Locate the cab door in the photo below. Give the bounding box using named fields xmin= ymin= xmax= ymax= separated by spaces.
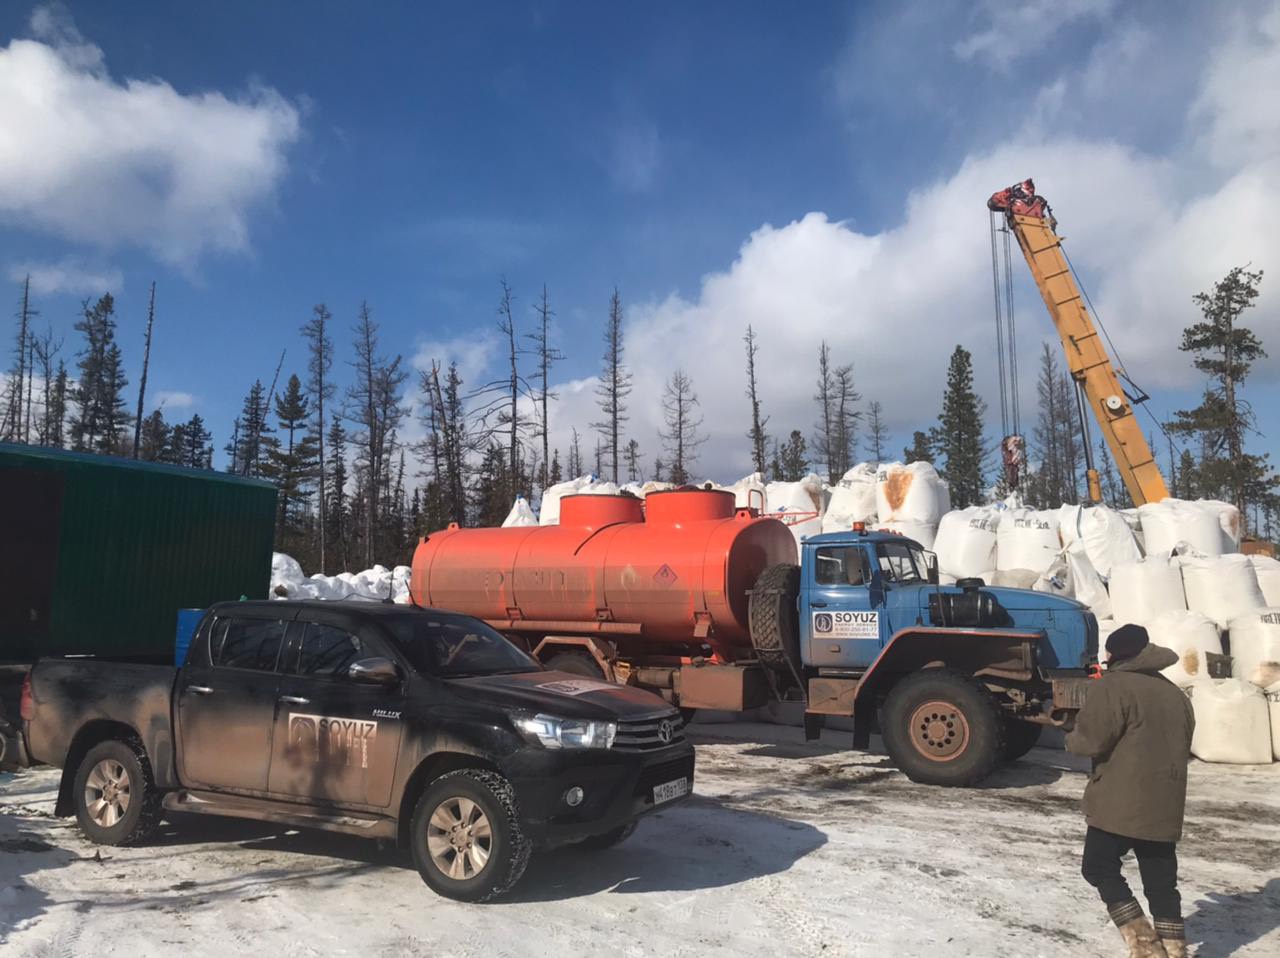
xmin=803 ymin=543 xmax=887 ymax=668
xmin=176 ymin=611 xmax=294 ymax=795
xmin=267 ymin=615 xmax=405 ymax=809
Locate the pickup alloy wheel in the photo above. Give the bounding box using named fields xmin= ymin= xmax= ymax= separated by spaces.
xmin=411 ymin=769 xmax=531 ymax=903
xmin=72 ymin=738 xmax=162 ymax=846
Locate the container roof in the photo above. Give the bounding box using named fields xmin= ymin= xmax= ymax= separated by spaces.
xmin=0 ymin=442 xmax=276 ymax=489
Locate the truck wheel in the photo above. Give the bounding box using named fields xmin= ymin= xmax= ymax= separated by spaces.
xmin=545 ymin=651 xmax=605 ymax=679
xmin=410 ymin=768 xmax=532 ymax=903
xmin=748 ymin=564 xmax=802 ymax=678
xmin=72 ymin=738 xmax=162 ymax=846
xmin=880 ymin=669 xmax=1005 ymax=787
xmin=1003 ymin=719 xmax=1042 ymax=761
xmin=576 ymin=821 xmax=637 ymax=850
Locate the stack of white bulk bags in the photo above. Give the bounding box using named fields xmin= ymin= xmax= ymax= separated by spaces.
xmin=874 ymin=461 xmax=950 ymax=549
xmin=1267 ymin=682 xmax=1280 ymax=761
xmin=1188 ymin=679 xmax=1273 ymax=764
xmin=1147 ymin=610 xmax=1223 ymax=686
xmin=1250 ymin=555 xmax=1280 ymax=606
xmin=932 ymin=506 xmax=1001 ymax=581
xmin=766 ymin=473 xmax=827 ymax=547
xmin=1109 ymin=557 xmax=1187 ymax=625
xmin=502 ymin=496 xmax=538 ymax=527
xmin=822 ymin=463 xmax=879 ymax=534
xmin=1229 ymin=608 xmax=1280 ymax=689
xmin=1058 ymin=504 xmax=1143 ymax=579
xmin=996 ymin=507 xmax=1062 ymax=576
xmin=1138 ymin=499 xmax=1232 ymax=557
xmin=1179 ymin=554 xmax=1266 ymax=630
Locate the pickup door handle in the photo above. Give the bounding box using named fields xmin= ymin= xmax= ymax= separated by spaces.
xmin=186 ymin=686 xmax=214 ymax=695
xmin=279 ymin=695 xmax=310 ymax=705
xmin=810 ymin=601 xmax=827 ymax=608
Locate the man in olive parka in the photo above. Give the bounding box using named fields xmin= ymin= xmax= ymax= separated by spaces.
xmin=1066 ymin=624 xmax=1196 ymax=958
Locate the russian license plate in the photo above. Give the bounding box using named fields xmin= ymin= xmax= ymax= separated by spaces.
xmin=653 ymin=777 xmax=689 ymax=805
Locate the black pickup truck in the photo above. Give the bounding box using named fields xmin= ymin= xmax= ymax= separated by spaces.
xmin=16 ymin=600 xmax=695 ymax=901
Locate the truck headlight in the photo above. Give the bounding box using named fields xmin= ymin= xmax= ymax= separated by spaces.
xmin=513 ymin=713 xmax=616 ymax=749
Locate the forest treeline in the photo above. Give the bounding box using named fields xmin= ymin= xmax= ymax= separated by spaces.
xmin=2 ymin=267 xmax=1275 ymax=571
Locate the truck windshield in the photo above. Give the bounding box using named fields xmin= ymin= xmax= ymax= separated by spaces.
xmin=381 ymin=612 xmax=541 ymax=678
xmin=876 ymin=541 xmax=927 ymax=583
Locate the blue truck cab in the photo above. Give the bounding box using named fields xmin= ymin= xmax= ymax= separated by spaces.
xmin=762 ymin=526 xmax=1098 ymax=786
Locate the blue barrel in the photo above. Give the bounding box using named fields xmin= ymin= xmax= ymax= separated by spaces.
xmin=174 ymin=609 xmax=205 ymax=666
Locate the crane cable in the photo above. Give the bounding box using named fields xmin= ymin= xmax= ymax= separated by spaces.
xmin=989 ymin=211 xmax=1011 ymax=438
xmin=1059 ymin=245 xmax=1184 ymax=459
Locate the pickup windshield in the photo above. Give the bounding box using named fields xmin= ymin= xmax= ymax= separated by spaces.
xmin=381 ymin=611 xmax=541 ymax=678
xmin=876 ymin=541 xmax=927 ymax=583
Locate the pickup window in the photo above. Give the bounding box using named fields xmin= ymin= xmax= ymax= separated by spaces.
xmin=212 ymin=618 xmax=288 ymax=671
xmin=383 ymin=612 xmax=541 ymax=678
xmin=294 ymin=623 xmax=372 ymax=678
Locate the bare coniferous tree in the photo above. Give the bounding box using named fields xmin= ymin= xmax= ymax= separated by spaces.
xmin=132 ymin=282 xmax=157 ymax=458
xmin=624 ymin=438 xmax=642 ymax=483
xmin=812 ymin=341 xmax=834 ymax=481
xmin=3 ymin=275 xmax=35 ymax=442
xmin=303 ymin=304 xmax=335 ymax=571
xmin=660 ymin=369 xmax=705 ymax=485
xmin=32 ymin=328 xmax=62 ymax=446
xmin=525 ymin=285 xmax=562 ymax=490
xmin=592 ymin=287 xmax=632 ymax=483
xmin=865 ymin=400 xmax=888 ymax=464
xmin=744 ymin=325 xmax=769 ymax=473
xmin=473 ymin=281 xmax=529 ymax=507
xmin=568 ymin=426 xmax=583 ymax=478
xmin=830 ymin=363 xmax=861 ymax=477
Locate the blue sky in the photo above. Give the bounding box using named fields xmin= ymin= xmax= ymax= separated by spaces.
xmin=1 ymin=1 xmax=1276 ymax=479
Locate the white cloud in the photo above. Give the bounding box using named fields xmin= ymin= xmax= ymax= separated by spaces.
xmin=7 ymin=258 xmax=122 ymax=296
xmin=609 ymin=120 xmax=662 ymax=192
xmin=534 ymin=4 xmax=1280 ymax=482
xmin=411 ymin=333 xmax=498 ymax=386
xmin=0 ymin=6 xmax=301 ymax=267
xmin=153 ymin=390 xmax=196 ymax=412
xmin=954 ymin=0 xmax=1116 ymax=69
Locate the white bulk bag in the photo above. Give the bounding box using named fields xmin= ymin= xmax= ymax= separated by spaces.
xmin=502 ymin=496 xmax=539 ymax=528
xmin=1180 ymin=554 xmax=1265 ymax=630
xmin=1229 ymin=608 xmax=1280 ymax=689
xmin=1188 ymin=679 xmax=1273 ymax=764
xmin=1138 ymin=499 xmax=1227 ymax=557
xmin=991 ymin=569 xmax=1040 ymax=590
xmin=723 ymin=472 xmax=768 ymax=510
xmin=1267 ymin=682 xmax=1280 ymax=761
xmin=1097 ymin=619 xmax=1118 ymax=652
xmin=822 ymin=463 xmax=879 ymax=533
xmin=307 ymin=574 xmax=357 ymax=600
xmin=270 ymin=552 xmax=308 ymax=598
xmin=1201 ymin=499 xmax=1242 ymax=551
xmin=1109 ymin=557 xmax=1187 ymax=626
xmin=878 ymin=518 xmax=938 ymax=550
xmin=538 ymin=475 xmax=594 ymax=525
xmin=933 ymin=507 xmax=1001 ymax=580
xmin=996 ymin=508 xmax=1061 ymax=574
xmin=768 ymin=474 xmax=826 ymax=549
xmin=1068 ymin=506 xmax=1143 ymax=579
xmin=1068 ymin=547 xmax=1112 ymax=618
xmin=1249 ymin=555 xmax=1280 ymax=606
xmin=875 ymin=461 xmax=951 ymax=525
xmin=392 ymin=565 xmax=412 ymax=604
xmin=1149 ymin=610 xmax=1223 ymax=687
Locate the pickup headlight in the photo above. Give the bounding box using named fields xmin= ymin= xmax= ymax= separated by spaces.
xmin=513 ymin=713 xmax=616 ymax=750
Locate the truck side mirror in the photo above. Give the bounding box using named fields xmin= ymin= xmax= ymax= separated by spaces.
xmin=348 ymin=657 xmax=401 ymax=686
xmin=924 ymin=551 xmax=940 ymax=585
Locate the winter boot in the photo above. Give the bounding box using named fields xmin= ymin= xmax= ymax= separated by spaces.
xmin=1109 ymin=899 xmax=1168 ymax=957
xmin=1153 ymin=918 xmax=1187 ymax=957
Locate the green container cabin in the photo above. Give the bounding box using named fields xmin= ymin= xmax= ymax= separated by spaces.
xmin=0 ymin=443 xmax=278 ymax=662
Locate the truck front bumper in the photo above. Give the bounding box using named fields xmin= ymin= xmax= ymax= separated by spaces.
xmin=506 ymin=740 xmax=696 ymax=850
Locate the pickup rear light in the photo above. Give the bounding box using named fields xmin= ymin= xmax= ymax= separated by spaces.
xmin=19 ymin=672 xmax=33 ymax=722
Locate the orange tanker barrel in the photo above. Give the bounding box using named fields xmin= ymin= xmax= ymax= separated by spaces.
xmin=644 ymin=488 xmax=735 ymax=524
xmin=559 ymin=493 xmax=644 ymax=526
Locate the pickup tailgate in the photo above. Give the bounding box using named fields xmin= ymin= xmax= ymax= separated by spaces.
xmin=26 ymin=658 xmax=179 ymax=787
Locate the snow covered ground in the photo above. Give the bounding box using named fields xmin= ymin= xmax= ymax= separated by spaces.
xmin=2 ymin=723 xmax=1278 ymax=957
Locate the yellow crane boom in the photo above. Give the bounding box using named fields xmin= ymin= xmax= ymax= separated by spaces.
xmin=988 ymin=181 xmax=1170 ymax=506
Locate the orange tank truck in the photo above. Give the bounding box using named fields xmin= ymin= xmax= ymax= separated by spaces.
xmin=409 ymin=489 xmax=797 ymax=711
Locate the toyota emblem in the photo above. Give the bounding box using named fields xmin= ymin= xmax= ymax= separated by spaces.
xmin=657 ymin=719 xmax=673 ymax=744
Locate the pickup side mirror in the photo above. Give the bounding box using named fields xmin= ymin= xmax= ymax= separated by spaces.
xmin=924 ymin=551 xmax=940 ymax=585
xmin=347 ymin=657 xmax=401 ymax=686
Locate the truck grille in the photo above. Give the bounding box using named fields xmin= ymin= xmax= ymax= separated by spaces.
xmin=614 ymin=711 xmax=685 ymax=752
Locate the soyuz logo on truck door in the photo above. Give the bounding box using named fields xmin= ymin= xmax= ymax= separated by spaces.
xmin=812 ymin=610 xmax=880 ymax=639
xmin=289 ymin=713 xmax=377 ymax=769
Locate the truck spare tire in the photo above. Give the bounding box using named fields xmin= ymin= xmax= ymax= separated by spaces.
xmin=749 ymin=564 xmax=803 ymax=682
